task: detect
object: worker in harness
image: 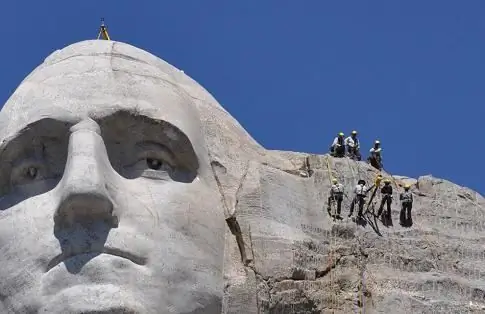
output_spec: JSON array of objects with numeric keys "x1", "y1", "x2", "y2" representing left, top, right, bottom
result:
[
  {"x1": 327, "y1": 178, "x2": 344, "y2": 219},
  {"x1": 399, "y1": 184, "x2": 414, "y2": 225},
  {"x1": 368, "y1": 140, "x2": 383, "y2": 170},
  {"x1": 330, "y1": 132, "x2": 345, "y2": 157},
  {"x1": 376, "y1": 179, "x2": 393, "y2": 219},
  {"x1": 345, "y1": 130, "x2": 361, "y2": 161},
  {"x1": 349, "y1": 179, "x2": 374, "y2": 218}
]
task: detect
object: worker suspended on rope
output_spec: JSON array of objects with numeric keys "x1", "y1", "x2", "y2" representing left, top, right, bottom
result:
[
  {"x1": 349, "y1": 179, "x2": 374, "y2": 218},
  {"x1": 368, "y1": 140, "x2": 383, "y2": 170},
  {"x1": 400, "y1": 184, "x2": 414, "y2": 226},
  {"x1": 330, "y1": 132, "x2": 345, "y2": 157},
  {"x1": 376, "y1": 178, "x2": 393, "y2": 219},
  {"x1": 345, "y1": 130, "x2": 361, "y2": 161},
  {"x1": 327, "y1": 178, "x2": 344, "y2": 219}
]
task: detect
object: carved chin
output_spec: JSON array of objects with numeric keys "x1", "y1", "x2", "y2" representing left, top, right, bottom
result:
[{"x1": 39, "y1": 284, "x2": 146, "y2": 313}]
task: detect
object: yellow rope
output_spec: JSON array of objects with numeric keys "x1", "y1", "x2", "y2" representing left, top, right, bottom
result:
[
  {"x1": 324, "y1": 155, "x2": 340, "y2": 312},
  {"x1": 324, "y1": 155, "x2": 334, "y2": 184}
]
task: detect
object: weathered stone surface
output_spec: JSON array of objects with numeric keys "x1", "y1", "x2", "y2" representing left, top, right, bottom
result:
[{"x1": 0, "y1": 40, "x2": 483, "y2": 313}]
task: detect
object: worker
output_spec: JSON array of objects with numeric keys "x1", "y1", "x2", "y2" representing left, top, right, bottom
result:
[
  {"x1": 349, "y1": 179, "x2": 372, "y2": 218},
  {"x1": 345, "y1": 130, "x2": 361, "y2": 161},
  {"x1": 327, "y1": 178, "x2": 344, "y2": 218},
  {"x1": 399, "y1": 184, "x2": 414, "y2": 225},
  {"x1": 376, "y1": 179, "x2": 393, "y2": 219},
  {"x1": 330, "y1": 132, "x2": 345, "y2": 157},
  {"x1": 368, "y1": 140, "x2": 383, "y2": 170}
]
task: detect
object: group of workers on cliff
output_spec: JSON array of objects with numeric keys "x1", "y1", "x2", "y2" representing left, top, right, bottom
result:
[
  {"x1": 329, "y1": 130, "x2": 383, "y2": 171},
  {"x1": 327, "y1": 131, "x2": 414, "y2": 227},
  {"x1": 327, "y1": 177, "x2": 413, "y2": 226}
]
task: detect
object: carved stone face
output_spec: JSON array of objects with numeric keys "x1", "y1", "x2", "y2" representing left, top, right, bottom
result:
[{"x1": 0, "y1": 41, "x2": 225, "y2": 313}]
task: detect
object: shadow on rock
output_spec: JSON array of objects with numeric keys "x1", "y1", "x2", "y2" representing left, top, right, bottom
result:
[
  {"x1": 381, "y1": 214, "x2": 393, "y2": 227},
  {"x1": 364, "y1": 213, "x2": 383, "y2": 237},
  {"x1": 0, "y1": 179, "x2": 59, "y2": 211},
  {"x1": 51, "y1": 221, "x2": 112, "y2": 274},
  {"x1": 354, "y1": 215, "x2": 367, "y2": 227},
  {"x1": 400, "y1": 217, "x2": 413, "y2": 228}
]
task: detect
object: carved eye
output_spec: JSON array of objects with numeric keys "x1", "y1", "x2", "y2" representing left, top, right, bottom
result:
[
  {"x1": 118, "y1": 142, "x2": 180, "y2": 180},
  {"x1": 10, "y1": 161, "x2": 45, "y2": 186},
  {"x1": 25, "y1": 166, "x2": 39, "y2": 179},
  {"x1": 146, "y1": 158, "x2": 163, "y2": 170}
]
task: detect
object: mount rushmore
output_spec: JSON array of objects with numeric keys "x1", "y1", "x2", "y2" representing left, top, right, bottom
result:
[{"x1": 0, "y1": 40, "x2": 483, "y2": 313}]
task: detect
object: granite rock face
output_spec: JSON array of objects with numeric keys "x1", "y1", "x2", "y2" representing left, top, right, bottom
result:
[
  {"x1": 0, "y1": 40, "x2": 483, "y2": 313},
  {"x1": 223, "y1": 154, "x2": 485, "y2": 313}
]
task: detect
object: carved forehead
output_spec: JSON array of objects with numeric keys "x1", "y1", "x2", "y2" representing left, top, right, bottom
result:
[
  {"x1": 0, "y1": 41, "x2": 204, "y2": 147},
  {"x1": 0, "y1": 40, "x2": 263, "y2": 185}
]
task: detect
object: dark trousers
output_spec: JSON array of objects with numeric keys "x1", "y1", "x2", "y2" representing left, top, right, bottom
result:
[
  {"x1": 368, "y1": 156, "x2": 382, "y2": 170},
  {"x1": 400, "y1": 202, "x2": 413, "y2": 221},
  {"x1": 328, "y1": 194, "x2": 343, "y2": 215},
  {"x1": 330, "y1": 145, "x2": 345, "y2": 157},
  {"x1": 350, "y1": 195, "x2": 365, "y2": 216},
  {"x1": 377, "y1": 195, "x2": 392, "y2": 217},
  {"x1": 347, "y1": 147, "x2": 361, "y2": 161}
]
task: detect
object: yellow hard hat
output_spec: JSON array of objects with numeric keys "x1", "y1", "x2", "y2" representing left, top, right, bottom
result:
[
  {"x1": 352, "y1": 130, "x2": 358, "y2": 135},
  {"x1": 338, "y1": 132, "x2": 344, "y2": 136},
  {"x1": 384, "y1": 178, "x2": 391, "y2": 183},
  {"x1": 404, "y1": 184, "x2": 411, "y2": 189},
  {"x1": 332, "y1": 178, "x2": 338, "y2": 184}
]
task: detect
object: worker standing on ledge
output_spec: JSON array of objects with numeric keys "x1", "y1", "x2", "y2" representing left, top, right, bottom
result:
[
  {"x1": 327, "y1": 178, "x2": 344, "y2": 219},
  {"x1": 345, "y1": 130, "x2": 361, "y2": 161},
  {"x1": 349, "y1": 179, "x2": 373, "y2": 218},
  {"x1": 400, "y1": 184, "x2": 414, "y2": 226},
  {"x1": 376, "y1": 179, "x2": 393, "y2": 219},
  {"x1": 330, "y1": 132, "x2": 345, "y2": 157},
  {"x1": 368, "y1": 140, "x2": 383, "y2": 170}
]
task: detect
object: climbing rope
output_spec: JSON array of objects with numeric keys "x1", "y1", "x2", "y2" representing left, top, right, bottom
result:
[
  {"x1": 343, "y1": 158, "x2": 366, "y2": 313},
  {"x1": 386, "y1": 177, "x2": 445, "y2": 300},
  {"x1": 329, "y1": 156, "x2": 391, "y2": 312},
  {"x1": 324, "y1": 155, "x2": 339, "y2": 312},
  {"x1": 324, "y1": 155, "x2": 337, "y2": 221},
  {"x1": 353, "y1": 161, "x2": 399, "y2": 312},
  {"x1": 450, "y1": 183, "x2": 474, "y2": 302}
]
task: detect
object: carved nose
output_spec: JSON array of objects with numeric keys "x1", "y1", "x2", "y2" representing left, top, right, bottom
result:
[{"x1": 54, "y1": 119, "x2": 117, "y2": 227}]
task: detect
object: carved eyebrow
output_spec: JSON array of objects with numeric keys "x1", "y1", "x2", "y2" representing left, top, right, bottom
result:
[
  {"x1": 0, "y1": 118, "x2": 72, "y2": 161},
  {"x1": 0, "y1": 119, "x2": 72, "y2": 195}
]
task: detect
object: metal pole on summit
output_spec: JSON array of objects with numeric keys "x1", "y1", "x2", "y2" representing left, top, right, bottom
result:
[{"x1": 97, "y1": 18, "x2": 111, "y2": 40}]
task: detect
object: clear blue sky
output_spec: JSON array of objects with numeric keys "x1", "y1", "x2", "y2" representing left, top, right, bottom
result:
[{"x1": 0, "y1": 1, "x2": 483, "y2": 194}]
